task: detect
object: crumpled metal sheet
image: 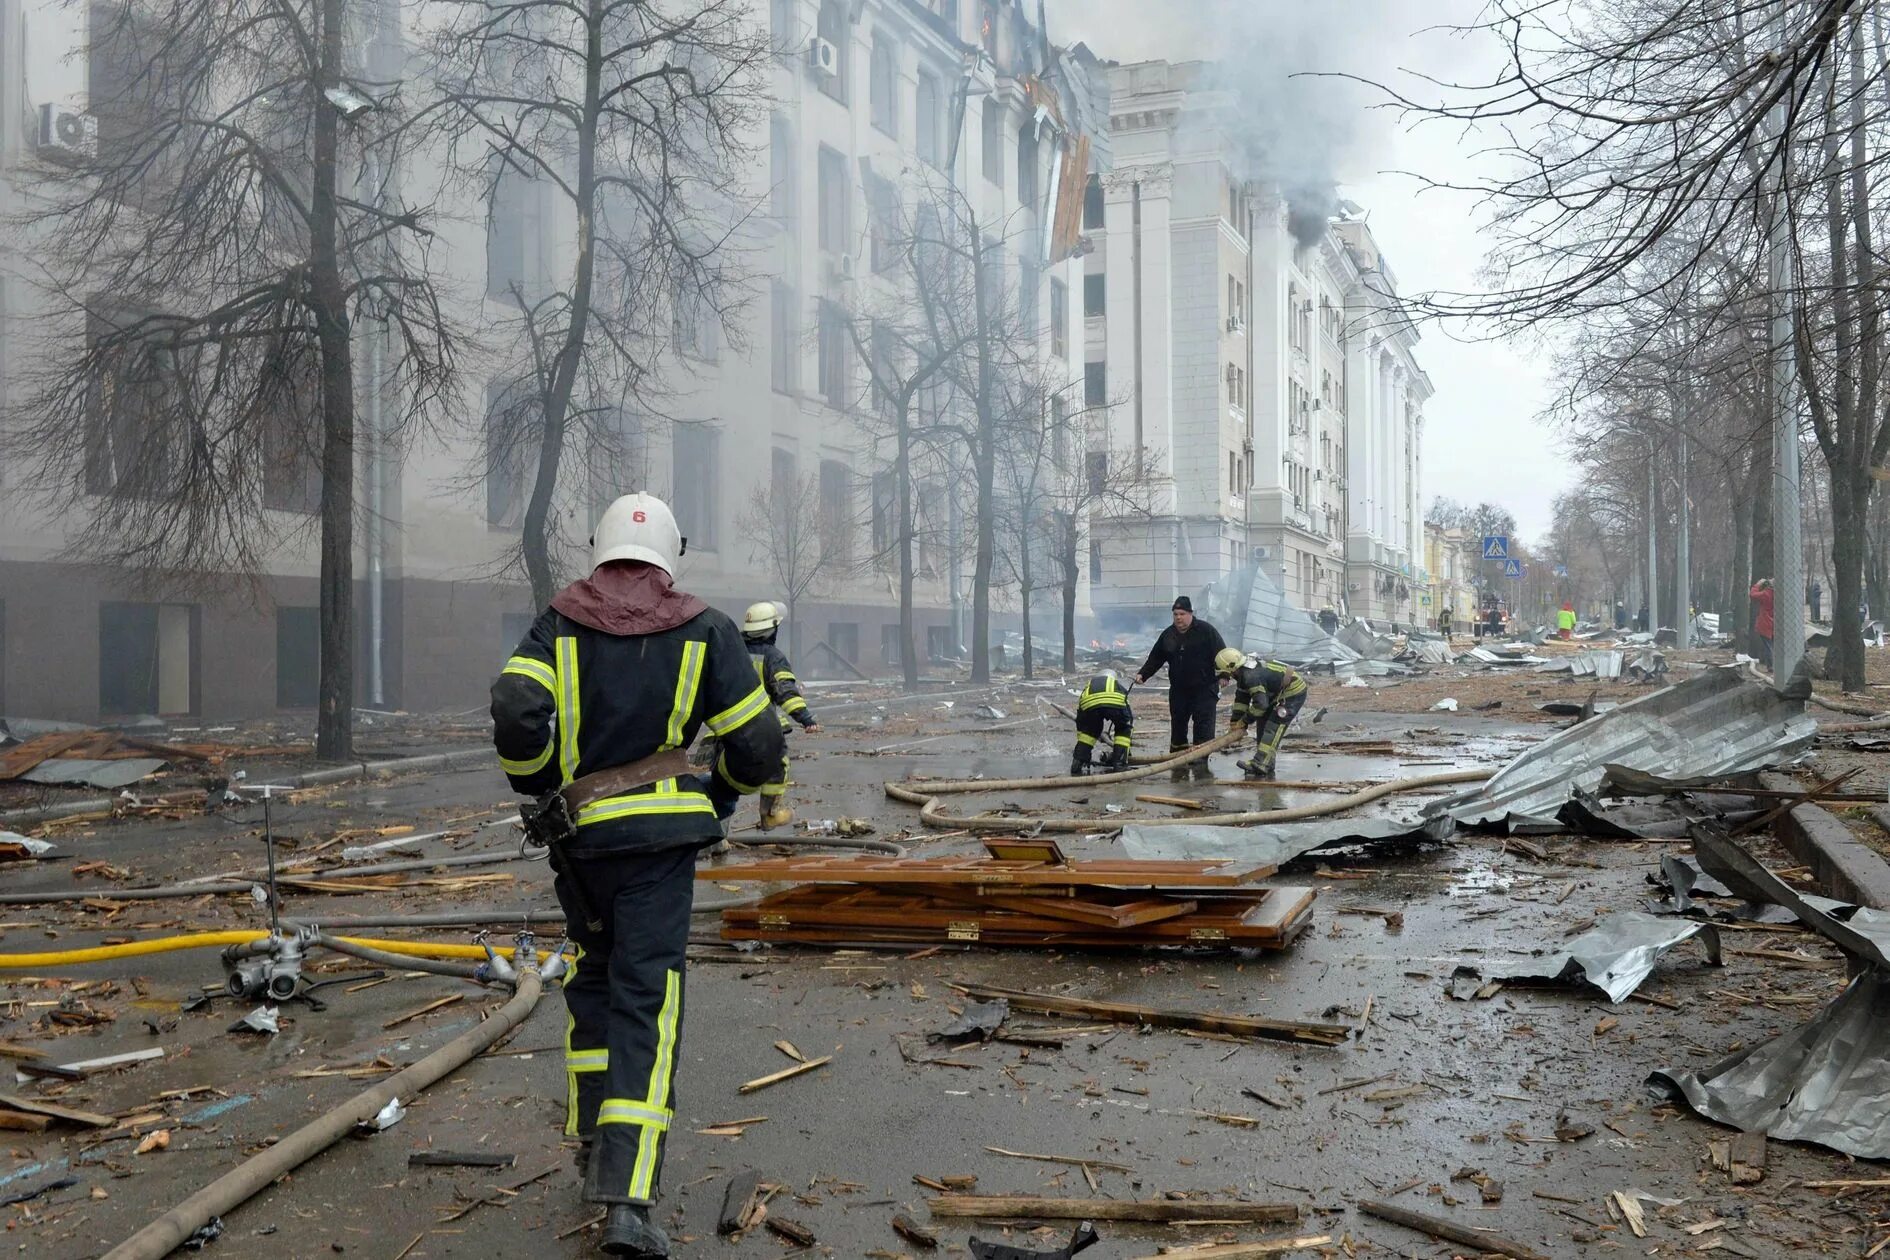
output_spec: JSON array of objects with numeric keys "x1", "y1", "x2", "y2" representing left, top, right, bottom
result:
[
  {"x1": 1239, "y1": 566, "x2": 1358, "y2": 665},
  {"x1": 1404, "y1": 639, "x2": 1455, "y2": 665},
  {"x1": 20, "y1": 758, "x2": 167, "y2": 788},
  {"x1": 1427, "y1": 668, "x2": 1816, "y2": 831},
  {"x1": 1535, "y1": 650, "x2": 1624, "y2": 678},
  {"x1": 1693, "y1": 828, "x2": 1890, "y2": 969},
  {"x1": 1499, "y1": 912, "x2": 1722, "y2": 1003},
  {"x1": 1650, "y1": 967, "x2": 1890, "y2": 1160},
  {"x1": 1118, "y1": 816, "x2": 1452, "y2": 866}
]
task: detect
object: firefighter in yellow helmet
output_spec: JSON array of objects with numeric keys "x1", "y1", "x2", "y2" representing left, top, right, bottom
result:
[
  {"x1": 1215, "y1": 647, "x2": 1308, "y2": 780},
  {"x1": 742, "y1": 601, "x2": 820, "y2": 829}
]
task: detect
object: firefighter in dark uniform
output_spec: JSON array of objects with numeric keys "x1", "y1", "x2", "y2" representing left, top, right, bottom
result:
[
  {"x1": 1070, "y1": 670, "x2": 1134, "y2": 775},
  {"x1": 742, "y1": 601, "x2": 819, "y2": 829},
  {"x1": 492, "y1": 493, "x2": 784, "y2": 1258},
  {"x1": 1216, "y1": 647, "x2": 1309, "y2": 780},
  {"x1": 1133, "y1": 596, "x2": 1228, "y2": 779}
]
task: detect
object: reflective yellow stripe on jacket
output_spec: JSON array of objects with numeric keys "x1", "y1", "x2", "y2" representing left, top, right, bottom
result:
[
  {"x1": 555, "y1": 637, "x2": 582, "y2": 785},
  {"x1": 500, "y1": 655, "x2": 556, "y2": 776}
]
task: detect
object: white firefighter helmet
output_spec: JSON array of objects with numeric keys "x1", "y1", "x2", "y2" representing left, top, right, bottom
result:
[
  {"x1": 591, "y1": 492, "x2": 683, "y2": 576},
  {"x1": 743, "y1": 601, "x2": 784, "y2": 637}
]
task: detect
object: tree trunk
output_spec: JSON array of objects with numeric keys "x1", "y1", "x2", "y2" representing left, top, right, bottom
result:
[
  {"x1": 1830, "y1": 472, "x2": 1870, "y2": 690},
  {"x1": 896, "y1": 402, "x2": 918, "y2": 691},
  {"x1": 1019, "y1": 537, "x2": 1033, "y2": 680},
  {"x1": 519, "y1": 0, "x2": 605, "y2": 610},
  {"x1": 312, "y1": 0, "x2": 354, "y2": 761},
  {"x1": 969, "y1": 217, "x2": 995, "y2": 685}
]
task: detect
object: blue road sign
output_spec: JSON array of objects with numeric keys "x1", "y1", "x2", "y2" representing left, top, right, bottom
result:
[
  {"x1": 1553, "y1": 563, "x2": 1569, "y2": 578},
  {"x1": 1482, "y1": 535, "x2": 1509, "y2": 560},
  {"x1": 1503, "y1": 558, "x2": 1525, "y2": 579}
]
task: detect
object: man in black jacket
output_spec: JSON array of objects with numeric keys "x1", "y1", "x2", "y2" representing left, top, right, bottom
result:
[
  {"x1": 492, "y1": 493, "x2": 783, "y2": 1258},
  {"x1": 1133, "y1": 596, "x2": 1228, "y2": 780}
]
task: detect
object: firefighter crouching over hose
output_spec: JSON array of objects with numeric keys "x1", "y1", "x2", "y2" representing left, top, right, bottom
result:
[
  {"x1": 742, "y1": 600, "x2": 821, "y2": 829},
  {"x1": 491, "y1": 493, "x2": 785, "y2": 1258},
  {"x1": 1216, "y1": 647, "x2": 1309, "y2": 781},
  {"x1": 1070, "y1": 670, "x2": 1134, "y2": 776}
]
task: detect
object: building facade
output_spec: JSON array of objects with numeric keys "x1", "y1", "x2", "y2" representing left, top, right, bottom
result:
[
  {"x1": 0, "y1": 0, "x2": 1098, "y2": 721},
  {"x1": 1424, "y1": 522, "x2": 1477, "y2": 632},
  {"x1": 1080, "y1": 60, "x2": 1429, "y2": 634}
]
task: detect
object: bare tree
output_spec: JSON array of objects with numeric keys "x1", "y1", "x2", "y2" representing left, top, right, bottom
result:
[
  {"x1": 5, "y1": 0, "x2": 457, "y2": 757},
  {"x1": 734, "y1": 472, "x2": 839, "y2": 664},
  {"x1": 420, "y1": 0, "x2": 766, "y2": 608}
]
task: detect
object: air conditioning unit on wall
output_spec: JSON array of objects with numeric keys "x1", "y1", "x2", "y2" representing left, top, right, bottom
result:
[
  {"x1": 37, "y1": 104, "x2": 97, "y2": 160},
  {"x1": 808, "y1": 37, "x2": 840, "y2": 79}
]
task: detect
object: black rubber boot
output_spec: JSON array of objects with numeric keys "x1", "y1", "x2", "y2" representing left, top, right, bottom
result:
[
  {"x1": 1069, "y1": 756, "x2": 1089, "y2": 777},
  {"x1": 600, "y1": 1204, "x2": 669, "y2": 1257}
]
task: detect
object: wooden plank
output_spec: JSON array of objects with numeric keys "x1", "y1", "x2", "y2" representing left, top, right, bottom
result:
[
  {"x1": 1128, "y1": 1237, "x2": 1333, "y2": 1259},
  {"x1": 696, "y1": 855, "x2": 1276, "y2": 889},
  {"x1": 982, "y1": 837, "x2": 1066, "y2": 863},
  {"x1": 0, "y1": 1111, "x2": 53, "y2": 1132},
  {"x1": 0, "y1": 1093, "x2": 114, "y2": 1127},
  {"x1": 738, "y1": 1055, "x2": 831, "y2": 1094},
  {"x1": 949, "y1": 982, "x2": 1349, "y2": 1047},
  {"x1": 904, "y1": 884, "x2": 1201, "y2": 929},
  {"x1": 1357, "y1": 1200, "x2": 1548, "y2": 1260},
  {"x1": 0, "y1": 731, "x2": 96, "y2": 780},
  {"x1": 1729, "y1": 1131, "x2": 1766, "y2": 1185},
  {"x1": 926, "y1": 1195, "x2": 1298, "y2": 1224}
]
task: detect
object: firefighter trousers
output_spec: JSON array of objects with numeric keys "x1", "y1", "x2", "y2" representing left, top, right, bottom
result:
[
  {"x1": 1251, "y1": 691, "x2": 1306, "y2": 773},
  {"x1": 1073, "y1": 709, "x2": 1132, "y2": 770},
  {"x1": 555, "y1": 845, "x2": 696, "y2": 1207}
]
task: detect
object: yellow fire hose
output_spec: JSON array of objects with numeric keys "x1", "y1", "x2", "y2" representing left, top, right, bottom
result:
[{"x1": 0, "y1": 931, "x2": 558, "y2": 970}]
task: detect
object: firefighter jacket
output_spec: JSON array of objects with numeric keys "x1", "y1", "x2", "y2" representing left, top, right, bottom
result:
[
  {"x1": 1078, "y1": 674, "x2": 1134, "y2": 723},
  {"x1": 748, "y1": 640, "x2": 817, "y2": 729},
  {"x1": 492, "y1": 602, "x2": 785, "y2": 858},
  {"x1": 1138, "y1": 619, "x2": 1228, "y2": 693},
  {"x1": 1229, "y1": 658, "x2": 1308, "y2": 723}
]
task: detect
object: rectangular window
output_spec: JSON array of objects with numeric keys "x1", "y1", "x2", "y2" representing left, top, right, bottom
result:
[
  {"x1": 1228, "y1": 452, "x2": 1236, "y2": 496},
  {"x1": 917, "y1": 71, "x2": 943, "y2": 166},
  {"x1": 1083, "y1": 173, "x2": 1104, "y2": 229},
  {"x1": 1089, "y1": 539, "x2": 1103, "y2": 583},
  {"x1": 1016, "y1": 123, "x2": 1038, "y2": 210},
  {"x1": 1086, "y1": 448, "x2": 1107, "y2": 496},
  {"x1": 818, "y1": 144, "x2": 849, "y2": 254},
  {"x1": 1084, "y1": 272, "x2": 1105, "y2": 318},
  {"x1": 99, "y1": 600, "x2": 195, "y2": 716},
  {"x1": 880, "y1": 623, "x2": 903, "y2": 667},
  {"x1": 1237, "y1": 367, "x2": 1246, "y2": 410},
  {"x1": 871, "y1": 468, "x2": 896, "y2": 557},
  {"x1": 1225, "y1": 363, "x2": 1238, "y2": 408},
  {"x1": 85, "y1": 315, "x2": 186, "y2": 498},
  {"x1": 827, "y1": 621, "x2": 860, "y2": 666},
  {"x1": 772, "y1": 0, "x2": 798, "y2": 58},
  {"x1": 485, "y1": 377, "x2": 537, "y2": 529},
  {"x1": 869, "y1": 319, "x2": 895, "y2": 412},
  {"x1": 817, "y1": 299, "x2": 848, "y2": 408},
  {"x1": 818, "y1": 459, "x2": 852, "y2": 565},
  {"x1": 1084, "y1": 360, "x2": 1105, "y2": 407},
  {"x1": 486, "y1": 169, "x2": 537, "y2": 300},
  {"x1": 1019, "y1": 257, "x2": 1040, "y2": 339},
  {"x1": 589, "y1": 406, "x2": 644, "y2": 528},
  {"x1": 275, "y1": 606, "x2": 319, "y2": 709},
  {"x1": 771, "y1": 281, "x2": 799, "y2": 393},
  {"x1": 927, "y1": 624, "x2": 951, "y2": 661},
  {"x1": 870, "y1": 37, "x2": 898, "y2": 136},
  {"x1": 1049, "y1": 276, "x2": 1067, "y2": 357},
  {"x1": 1051, "y1": 397, "x2": 1070, "y2": 472},
  {"x1": 769, "y1": 114, "x2": 795, "y2": 225},
  {"x1": 259, "y1": 336, "x2": 321, "y2": 515},
  {"x1": 918, "y1": 482, "x2": 945, "y2": 576},
  {"x1": 771, "y1": 447, "x2": 796, "y2": 503},
  {"x1": 671, "y1": 421, "x2": 718, "y2": 549},
  {"x1": 868, "y1": 173, "x2": 898, "y2": 272},
  {"x1": 671, "y1": 278, "x2": 719, "y2": 361},
  {"x1": 981, "y1": 97, "x2": 1003, "y2": 187}
]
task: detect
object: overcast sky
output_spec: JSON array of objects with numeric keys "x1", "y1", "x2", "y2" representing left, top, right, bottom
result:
[{"x1": 1047, "y1": 0, "x2": 1569, "y2": 542}]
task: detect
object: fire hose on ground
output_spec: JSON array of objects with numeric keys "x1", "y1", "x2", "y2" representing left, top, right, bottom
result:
[
  {"x1": 883, "y1": 733, "x2": 1492, "y2": 833},
  {"x1": 99, "y1": 942, "x2": 548, "y2": 1260}
]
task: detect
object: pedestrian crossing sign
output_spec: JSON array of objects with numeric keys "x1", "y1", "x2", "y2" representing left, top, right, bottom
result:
[
  {"x1": 1503, "y1": 558, "x2": 1524, "y2": 579},
  {"x1": 1481, "y1": 535, "x2": 1509, "y2": 560}
]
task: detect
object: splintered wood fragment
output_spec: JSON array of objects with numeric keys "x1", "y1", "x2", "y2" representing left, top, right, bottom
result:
[
  {"x1": 1133, "y1": 1236, "x2": 1334, "y2": 1258},
  {"x1": 0, "y1": 1042, "x2": 49, "y2": 1062},
  {"x1": 409, "y1": 1151, "x2": 515, "y2": 1169},
  {"x1": 1357, "y1": 1200, "x2": 1548, "y2": 1260},
  {"x1": 1240, "y1": 1087, "x2": 1292, "y2": 1110},
  {"x1": 1610, "y1": 1191, "x2": 1648, "y2": 1238},
  {"x1": 717, "y1": 1168, "x2": 766, "y2": 1235},
  {"x1": 774, "y1": 1039, "x2": 805, "y2": 1062},
  {"x1": 382, "y1": 993, "x2": 464, "y2": 1030},
  {"x1": 0, "y1": 1110, "x2": 53, "y2": 1132},
  {"x1": 949, "y1": 984, "x2": 1350, "y2": 1047},
  {"x1": 891, "y1": 1212, "x2": 939, "y2": 1249},
  {"x1": 737, "y1": 1054, "x2": 831, "y2": 1094},
  {"x1": 1729, "y1": 1131, "x2": 1766, "y2": 1185},
  {"x1": 1190, "y1": 1109, "x2": 1261, "y2": 1127},
  {"x1": 926, "y1": 1196, "x2": 1298, "y2": 1224},
  {"x1": 555, "y1": 1211, "x2": 608, "y2": 1241},
  {"x1": 0, "y1": 1093, "x2": 113, "y2": 1127},
  {"x1": 1801, "y1": 1178, "x2": 1890, "y2": 1190},
  {"x1": 983, "y1": 1146, "x2": 1134, "y2": 1173},
  {"x1": 765, "y1": 1216, "x2": 816, "y2": 1247},
  {"x1": 1135, "y1": 794, "x2": 1208, "y2": 810},
  {"x1": 1316, "y1": 1073, "x2": 1393, "y2": 1096}
]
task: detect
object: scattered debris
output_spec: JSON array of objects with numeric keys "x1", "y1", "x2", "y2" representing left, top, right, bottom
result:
[
  {"x1": 356, "y1": 1098, "x2": 406, "y2": 1134},
  {"x1": 1357, "y1": 1199, "x2": 1548, "y2": 1260},
  {"x1": 738, "y1": 1054, "x2": 831, "y2": 1094},
  {"x1": 764, "y1": 1216, "x2": 817, "y2": 1247},
  {"x1": 931, "y1": 1196, "x2": 1295, "y2": 1224},
  {"x1": 717, "y1": 1169, "x2": 767, "y2": 1236},
  {"x1": 0, "y1": 1175, "x2": 79, "y2": 1207},
  {"x1": 180, "y1": 1216, "x2": 225, "y2": 1252},
  {"x1": 891, "y1": 1212, "x2": 940, "y2": 1249},
  {"x1": 951, "y1": 983, "x2": 1351, "y2": 1047},
  {"x1": 1429, "y1": 698, "x2": 1459, "y2": 712},
  {"x1": 0, "y1": 1092, "x2": 114, "y2": 1128},
  {"x1": 1499, "y1": 912, "x2": 1722, "y2": 1002},
  {"x1": 408, "y1": 1151, "x2": 515, "y2": 1169},
  {"x1": 968, "y1": 1221, "x2": 1101, "y2": 1260},
  {"x1": 135, "y1": 1128, "x2": 171, "y2": 1154},
  {"x1": 230, "y1": 1006, "x2": 280, "y2": 1036},
  {"x1": 929, "y1": 999, "x2": 1009, "y2": 1044}
]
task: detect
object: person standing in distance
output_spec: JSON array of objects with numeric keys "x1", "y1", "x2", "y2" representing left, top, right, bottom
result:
[
  {"x1": 1132, "y1": 596, "x2": 1227, "y2": 781},
  {"x1": 491, "y1": 493, "x2": 784, "y2": 1257}
]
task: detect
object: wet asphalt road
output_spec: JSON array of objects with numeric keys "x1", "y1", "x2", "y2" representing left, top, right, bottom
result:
[{"x1": 0, "y1": 685, "x2": 1871, "y2": 1259}]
